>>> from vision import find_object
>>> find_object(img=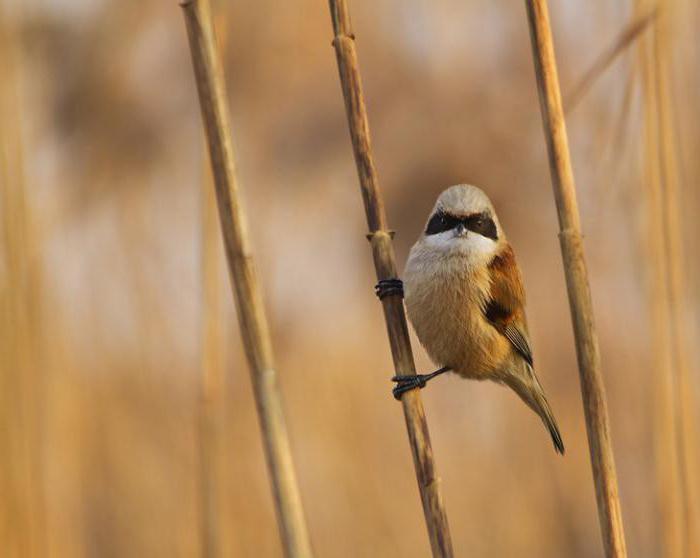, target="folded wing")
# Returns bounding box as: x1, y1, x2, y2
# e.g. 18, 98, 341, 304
484, 245, 533, 365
